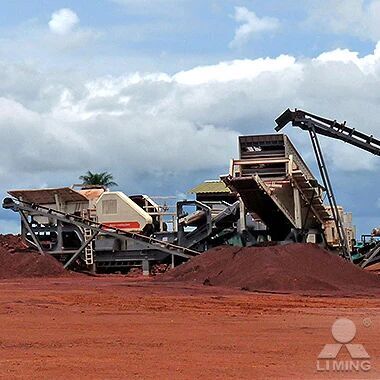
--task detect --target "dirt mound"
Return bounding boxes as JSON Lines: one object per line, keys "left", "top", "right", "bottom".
{"left": 0, "top": 234, "right": 66, "bottom": 279}
{"left": 158, "top": 243, "right": 380, "bottom": 296}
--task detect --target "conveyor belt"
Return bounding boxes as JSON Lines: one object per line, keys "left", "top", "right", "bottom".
{"left": 3, "top": 197, "right": 199, "bottom": 259}
{"left": 275, "top": 108, "right": 380, "bottom": 156}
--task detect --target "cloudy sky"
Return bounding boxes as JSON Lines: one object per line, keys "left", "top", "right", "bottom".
{"left": 1, "top": 0, "right": 380, "bottom": 235}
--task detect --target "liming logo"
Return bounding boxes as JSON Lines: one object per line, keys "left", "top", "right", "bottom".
{"left": 316, "top": 318, "right": 371, "bottom": 372}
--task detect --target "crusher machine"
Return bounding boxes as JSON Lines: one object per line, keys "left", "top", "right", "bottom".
{"left": 2, "top": 185, "right": 243, "bottom": 274}
{"left": 222, "top": 134, "right": 334, "bottom": 246}
{"left": 3, "top": 130, "right": 357, "bottom": 274}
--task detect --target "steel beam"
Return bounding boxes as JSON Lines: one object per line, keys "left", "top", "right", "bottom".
{"left": 308, "top": 127, "right": 350, "bottom": 260}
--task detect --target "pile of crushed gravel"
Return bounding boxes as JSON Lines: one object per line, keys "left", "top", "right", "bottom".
{"left": 157, "top": 243, "right": 380, "bottom": 296}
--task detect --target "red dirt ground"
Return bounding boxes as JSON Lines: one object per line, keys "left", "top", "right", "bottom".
{"left": 0, "top": 236, "right": 379, "bottom": 378}
{"left": 0, "top": 276, "right": 379, "bottom": 379}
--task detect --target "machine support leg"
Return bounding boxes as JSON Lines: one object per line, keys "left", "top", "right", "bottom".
{"left": 19, "top": 210, "right": 45, "bottom": 255}
{"left": 142, "top": 259, "right": 150, "bottom": 276}
{"left": 302, "top": 191, "right": 315, "bottom": 231}
{"left": 64, "top": 231, "right": 100, "bottom": 269}
{"left": 57, "top": 221, "right": 63, "bottom": 253}
{"left": 239, "top": 197, "right": 247, "bottom": 231}
{"left": 308, "top": 127, "right": 350, "bottom": 260}
{"left": 293, "top": 187, "right": 302, "bottom": 229}
{"left": 171, "top": 254, "right": 175, "bottom": 269}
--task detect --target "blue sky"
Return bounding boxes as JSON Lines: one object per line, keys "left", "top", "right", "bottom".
{"left": 1, "top": 0, "right": 376, "bottom": 73}
{"left": 1, "top": 0, "right": 380, "bottom": 236}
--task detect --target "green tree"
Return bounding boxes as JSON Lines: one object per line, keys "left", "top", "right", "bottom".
{"left": 79, "top": 171, "right": 118, "bottom": 188}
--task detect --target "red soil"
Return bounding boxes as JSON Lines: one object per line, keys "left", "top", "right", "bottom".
{"left": 0, "top": 277, "right": 379, "bottom": 379}
{"left": 0, "top": 234, "right": 66, "bottom": 278}
{"left": 158, "top": 243, "right": 380, "bottom": 296}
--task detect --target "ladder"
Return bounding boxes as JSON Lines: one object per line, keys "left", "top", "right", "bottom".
{"left": 84, "top": 228, "right": 94, "bottom": 265}
{"left": 81, "top": 208, "right": 97, "bottom": 265}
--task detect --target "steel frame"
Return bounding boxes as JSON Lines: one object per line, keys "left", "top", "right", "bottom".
{"left": 274, "top": 108, "right": 378, "bottom": 260}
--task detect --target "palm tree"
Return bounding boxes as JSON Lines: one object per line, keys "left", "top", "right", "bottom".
{"left": 79, "top": 171, "right": 118, "bottom": 188}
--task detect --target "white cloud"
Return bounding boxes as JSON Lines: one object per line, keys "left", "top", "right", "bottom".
{"left": 49, "top": 8, "right": 79, "bottom": 35}
{"left": 2, "top": 44, "right": 380, "bottom": 202}
{"left": 173, "top": 55, "right": 298, "bottom": 85}
{"left": 305, "top": 0, "right": 380, "bottom": 41}
{"left": 229, "top": 6, "right": 279, "bottom": 48}
{"left": 314, "top": 42, "right": 380, "bottom": 73}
